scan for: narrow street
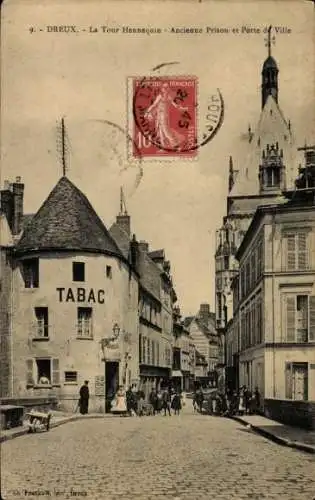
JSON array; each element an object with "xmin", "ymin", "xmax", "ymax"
[{"xmin": 1, "ymin": 404, "xmax": 314, "ymax": 500}]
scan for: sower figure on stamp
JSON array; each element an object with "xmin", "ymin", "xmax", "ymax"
[
  {"xmin": 144, "ymin": 82, "xmax": 188, "ymax": 150},
  {"xmin": 79, "ymin": 380, "xmax": 89, "ymax": 415}
]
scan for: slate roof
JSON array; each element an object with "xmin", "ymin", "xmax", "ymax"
[
  {"xmin": 109, "ymin": 221, "xmax": 130, "ymax": 259},
  {"xmin": 137, "ymin": 250, "xmax": 161, "ymax": 302},
  {"xmin": 17, "ymin": 176, "xmax": 124, "ymax": 258},
  {"xmin": 262, "ymin": 55, "xmax": 278, "ymax": 70},
  {"xmin": 182, "ymin": 316, "xmax": 194, "ymax": 328}
]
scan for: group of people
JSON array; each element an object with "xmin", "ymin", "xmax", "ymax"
[
  {"xmin": 193, "ymin": 386, "xmax": 261, "ymax": 417},
  {"xmin": 78, "ymin": 381, "xmax": 183, "ymax": 417},
  {"xmin": 125, "ymin": 386, "xmax": 183, "ymax": 417}
]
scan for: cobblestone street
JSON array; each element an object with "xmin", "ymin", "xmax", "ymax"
[{"xmin": 1, "ymin": 405, "xmax": 315, "ymax": 500}]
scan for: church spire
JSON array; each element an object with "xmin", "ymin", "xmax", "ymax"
[{"xmin": 261, "ymin": 26, "xmax": 278, "ymax": 109}]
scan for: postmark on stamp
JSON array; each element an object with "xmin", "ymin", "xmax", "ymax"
[{"xmin": 129, "ymin": 75, "xmax": 224, "ymax": 160}]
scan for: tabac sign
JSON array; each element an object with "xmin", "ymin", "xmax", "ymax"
[{"xmin": 56, "ymin": 287, "xmax": 105, "ymax": 304}]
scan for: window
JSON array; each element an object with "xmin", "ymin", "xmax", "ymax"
[
  {"xmin": 284, "ymin": 295, "xmax": 315, "ymax": 342},
  {"xmin": 34, "ymin": 307, "xmax": 49, "ymax": 338},
  {"xmin": 73, "ymin": 262, "xmax": 85, "ymax": 282},
  {"xmin": 266, "ymin": 167, "xmax": 280, "ymax": 187},
  {"xmin": 216, "ymin": 293, "xmax": 222, "ymax": 320},
  {"xmin": 22, "ymin": 258, "xmax": 39, "ymax": 288},
  {"xmin": 224, "ymin": 256, "xmax": 229, "ymax": 270},
  {"xmin": 147, "ymin": 339, "xmax": 151, "ymax": 364},
  {"xmin": 26, "ymin": 358, "xmax": 60, "ymax": 386},
  {"xmin": 64, "ymin": 371, "xmax": 78, "ymax": 383},
  {"xmin": 152, "ymin": 340, "xmax": 155, "ymax": 366},
  {"xmin": 142, "ymin": 337, "xmax": 147, "ymax": 363},
  {"xmin": 106, "ymin": 265, "xmax": 112, "ymax": 279},
  {"xmin": 139, "ymin": 334, "xmax": 142, "ymax": 363},
  {"xmin": 285, "ymin": 362, "xmax": 308, "ymax": 401},
  {"xmin": 284, "ymin": 233, "xmax": 309, "ymax": 271},
  {"xmin": 156, "ymin": 342, "xmax": 160, "ymax": 366},
  {"xmin": 77, "ymin": 307, "xmax": 92, "ymax": 338}
]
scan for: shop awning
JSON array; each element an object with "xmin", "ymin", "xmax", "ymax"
[{"xmin": 172, "ymin": 370, "xmax": 183, "ymax": 377}]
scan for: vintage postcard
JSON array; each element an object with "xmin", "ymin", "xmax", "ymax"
[{"xmin": 1, "ymin": 0, "xmax": 314, "ymax": 499}]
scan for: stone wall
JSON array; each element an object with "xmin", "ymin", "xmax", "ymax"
[{"xmin": 264, "ymin": 398, "xmax": 315, "ymax": 430}]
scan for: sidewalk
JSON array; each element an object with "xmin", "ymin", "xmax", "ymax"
[
  {"xmin": 0, "ymin": 410, "xmax": 116, "ymax": 443},
  {"xmin": 232, "ymin": 414, "xmax": 315, "ymax": 454}
]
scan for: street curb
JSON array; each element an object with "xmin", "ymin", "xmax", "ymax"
[
  {"xmin": 231, "ymin": 416, "xmax": 315, "ymax": 455},
  {"xmin": 0, "ymin": 414, "xmax": 116, "ymax": 443}
]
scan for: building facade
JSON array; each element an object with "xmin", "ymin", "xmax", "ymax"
[
  {"xmin": 215, "ymin": 33, "xmax": 299, "ymax": 392},
  {"xmin": 172, "ymin": 306, "xmax": 194, "ymax": 392},
  {"xmin": 0, "ymin": 176, "xmax": 140, "ymax": 412},
  {"xmin": 183, "ymin": 303, "xmax": 219, "ymax": 386},
  {"xmin": 235, "ymin": 148, "xmax": 315, "ymax": 427}
]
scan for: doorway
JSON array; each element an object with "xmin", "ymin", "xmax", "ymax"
[{"xmin": 105, "ymin": 361, "xmax": 119, "ymax": 413}]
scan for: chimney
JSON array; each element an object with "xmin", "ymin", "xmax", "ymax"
[
  {"xmin": 199, "ymin": 303, "xmax": 210, "ymax": 325},
  {"xmin": 0, "ymin": 181, "xmax": 14, "ymax": 231},
  {"xmin": 12, "ymin": 177, "xmax": 24, "ymax": 235},
  {"xmin": 116, "ymin": 214, "xmax": 130, "ymax": 237},
  {"xmin": 138, "ymin": 240, "xmax": 149, "ymax": 253},
  {"xmin": 130, "ymin": 234, "xmax": 139, "ymax": 268}
]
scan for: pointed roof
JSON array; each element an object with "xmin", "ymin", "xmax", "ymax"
[
  {"xmin": 262, "ymin": 55, "xmax": 278, "ymax": 71},
  {"xmin": 17, "ymin": 176, "xmax": 124, "ymax": 257},
  {"xmin": 229, "ymin": 95, "xmax": 296, "ymax": 197}
]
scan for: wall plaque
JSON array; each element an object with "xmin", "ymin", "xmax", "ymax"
[{"xmin": 95, "ymin": 375, "xmax": 105, "ymax": 397}]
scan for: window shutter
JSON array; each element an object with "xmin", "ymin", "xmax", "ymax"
[
  {"xmin": 309, "ymin": 295, "xmax": 315, "ymax": 341},
  {"xmin": 286, "ymin": 296, "xmax": 296, "ymax": 342},
  {"xmin": 285, "ymin": 362, "xmax": 292, "ymax": 399},
  {"xmin": 52, "ymin": 359, "xmax": 60, "ymax": 385},
  {"xmin": 26, "ymin": 359, "xmax": 34, "ymax": 385},
  {"xmin": 297, "ymin": 233, "xmax": 308, "ymax": 270},
  {"xmin": 286, "ymin": 235, "xmax": 296, "ymax": 271}
]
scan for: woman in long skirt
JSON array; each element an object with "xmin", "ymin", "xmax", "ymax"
[{"xmin": 111, "ymin": 386, "xmax": 128, "ymax": 416}]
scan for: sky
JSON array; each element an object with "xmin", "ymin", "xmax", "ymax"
[{"xmin": 1, "ymin": 0, "xmax": 314, "ymax": 316}]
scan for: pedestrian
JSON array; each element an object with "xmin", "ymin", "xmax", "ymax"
[
  {"xmin": 149, "ymin": 388, "xmax": 158, "ymax": 415},
  {"xmin": 162, "ymin": 388, "xmax": 171, "ymax": 416},
  {"xmin": 197, "ymin": 388, "xmax": 204, "ymax": 413},
  {"xmin": 238, "ymin": 387, "xmax": 246, "ymax": 416},
  {"xmin": 156, "ymin": 389, "xmax": 163, "ymax": 414},
  {"xmin": 137, "ymin": 388, "xmax": 146, "ymax": 417},
  {"xmin": 111, "ymin": 385, "xmax": 128, "ymax": 416},
  {"xmin": 126, "ymin": 386, "xmax": 135, "ymax": 416},
  {"xmin": 244, "ymin": 387, "xmax": 252, "ymax": 414},
  {"xmin": 171, "ymin": 391, "xmax": 182, "ymax": 415},
  {"xmin": 192, "ymin": 392, "xmax": 198, "ymax": 412},
  {"xmin": 253, "ymin": 387, "xmax": 261, "ymax": 414},
  {"xmin": 79, "ymin": 380, "xmax": 89, "ymax": 415}
]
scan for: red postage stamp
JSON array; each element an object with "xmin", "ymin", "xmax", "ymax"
[{"xmin": 132, "ymin": 76, "xmax": 198, "ymax": 158}]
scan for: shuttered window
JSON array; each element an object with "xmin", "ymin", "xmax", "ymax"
[
  {"xmin": 139, "ymin": 334, "xmax": 142, "ymax": 363},
  {"xmin": 309, "ymin": 296, "xmax": 315, "ymax": 341},
  {"xmin": 284, "ymin": 233, "xmax": 309, "ymax": 271},
  {"xmin": 284, "ymin": 295, "xmax": 315, "ymax": 342},
  {"xmin": 286, "ymin": 296, "xmax": 296, "ymax": 342},
  {"xmin": 52, "ymin": 359, "xmax": 60, "ymax": 385},
  {"xmin": 26, "ymin": 359, "xmax": 34, "ymax": 386}
]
